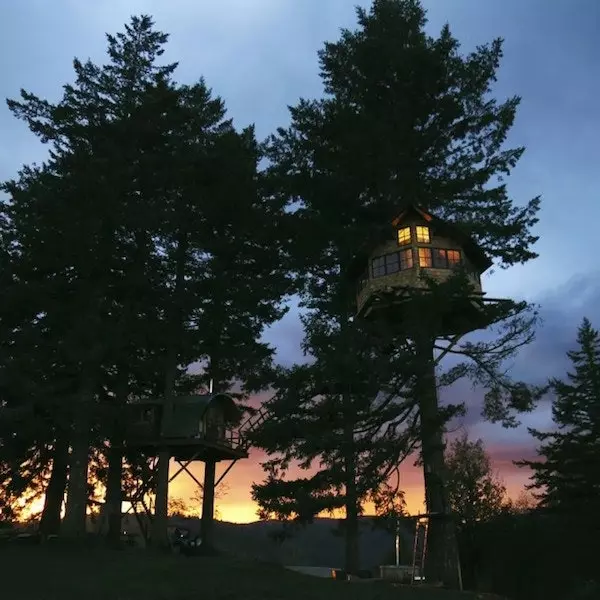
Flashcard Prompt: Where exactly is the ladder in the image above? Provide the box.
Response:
[411,517,428,584]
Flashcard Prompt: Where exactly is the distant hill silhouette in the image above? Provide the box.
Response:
[120,515,415,570]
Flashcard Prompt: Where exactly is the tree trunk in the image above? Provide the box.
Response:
[201,459,217,552]
[62,374,96,539]
[151,231,188,549]
[104,368,128,545]
[343,392,360,575]
[104,443,123,545]
[415,333,461,589]
[39,434,70,537]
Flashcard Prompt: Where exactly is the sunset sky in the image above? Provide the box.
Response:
[1,0,599,523]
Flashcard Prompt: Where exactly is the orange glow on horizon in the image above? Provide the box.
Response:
[14,448,534,526]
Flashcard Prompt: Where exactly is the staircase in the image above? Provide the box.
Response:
[215,404,271,487]
[232,404,271,451]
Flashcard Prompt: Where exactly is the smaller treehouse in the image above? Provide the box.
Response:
[125,393,246,463]
[123,393,249,550]
[350,205,492,335]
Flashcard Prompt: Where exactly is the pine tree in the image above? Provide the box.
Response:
[2,16,291,542]
[445,433,507,528]
[254,0,542,584]
[251,312,422,574]
[520,318,600,523]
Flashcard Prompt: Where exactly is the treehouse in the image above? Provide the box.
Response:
[348,205,494,335]
[124,393,248,462]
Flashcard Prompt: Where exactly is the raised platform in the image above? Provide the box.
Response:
[124,435,248,462]
[359,285,508,337]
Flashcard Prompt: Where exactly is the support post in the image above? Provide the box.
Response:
[201,459,217,552]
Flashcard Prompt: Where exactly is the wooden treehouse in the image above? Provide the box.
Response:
[124,393,249,462]
[348,205,494,336]
[347,204,502,588]
[122,393,267,550]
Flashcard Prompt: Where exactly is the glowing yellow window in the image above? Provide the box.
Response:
[416,226,430,244]
[418,247,432,268]
[397,227,411,245]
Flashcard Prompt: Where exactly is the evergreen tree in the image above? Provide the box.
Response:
[253,0,542,583]
[2,15,291,542]
[445,433,506,528]
[251,313,421,573]
[520,318,600,523]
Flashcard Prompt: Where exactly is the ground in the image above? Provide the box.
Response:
[1,545,507,600]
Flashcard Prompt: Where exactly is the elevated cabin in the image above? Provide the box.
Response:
[124,393,247,462]
[348,206,493,335]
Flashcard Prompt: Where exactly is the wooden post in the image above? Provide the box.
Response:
[201,459,217,551]
[105,444,123,545]
[152,231,188,549]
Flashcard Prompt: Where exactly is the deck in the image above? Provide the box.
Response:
[125,433,249,462]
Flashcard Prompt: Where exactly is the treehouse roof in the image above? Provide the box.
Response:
[131,392,239,423]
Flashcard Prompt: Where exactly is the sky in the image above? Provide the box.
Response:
[1,0,599,523]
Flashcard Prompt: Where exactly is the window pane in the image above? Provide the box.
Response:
[385,252,399,274]
[399,248,413,270]
[371,256,386,278]
[447,250,461,265]
[398,227,411,245]
[416,226,430,244]
[418,247,432,268]
[433,249,447,269]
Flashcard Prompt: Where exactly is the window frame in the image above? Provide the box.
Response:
[397,226,412,246]
[371,249,415,278]
[416,225,431,244]
[432,248,463,269]
[418,247,432,268]
[399,247,413,270]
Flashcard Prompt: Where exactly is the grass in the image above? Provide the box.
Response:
[0,544,508,600]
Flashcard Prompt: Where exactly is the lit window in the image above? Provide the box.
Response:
[432,248,462,269]
[399,248,413,270]
[397,227,411,245]
[416,226,430,244]
[433,249,448,269]
[418,247,432,268]
[447,250,461,265]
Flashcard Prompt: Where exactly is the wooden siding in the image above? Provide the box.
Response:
[356,219,483,315]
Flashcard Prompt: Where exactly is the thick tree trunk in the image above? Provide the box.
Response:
[415,333,461,589]
[39,434,70,537]
[151,231,188,549]
[104,443,123,545]
[62,375,96,539]
[201,459,217,552]
[104,369,128,545]
[343,393,360,575]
